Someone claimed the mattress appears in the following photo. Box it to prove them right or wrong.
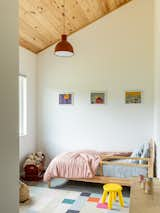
[97,159,148,178]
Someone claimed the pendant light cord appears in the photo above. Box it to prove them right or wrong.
[63,0,66,34]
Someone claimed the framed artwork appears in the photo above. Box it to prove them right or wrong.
[125,91,141,104]
[59,93,73,104]
[90,92,105,104]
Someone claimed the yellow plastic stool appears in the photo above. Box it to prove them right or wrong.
[101,183,124,209]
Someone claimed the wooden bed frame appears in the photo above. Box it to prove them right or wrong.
[48,139,155,187]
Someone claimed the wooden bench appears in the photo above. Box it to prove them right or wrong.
[130,178,160,213]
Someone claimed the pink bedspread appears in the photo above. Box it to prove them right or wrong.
[43,151,101,181]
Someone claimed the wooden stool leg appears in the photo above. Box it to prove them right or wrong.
[108,192,113,209]
[101,190,107,203]
[118,191,124,207]
[111,192,115,202]
[114,192,117,201]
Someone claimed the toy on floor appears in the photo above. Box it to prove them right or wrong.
[19,180,30,204]
[101,183,124,209]
[23,152,45,181]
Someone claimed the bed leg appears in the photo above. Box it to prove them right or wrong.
[48,180,51,188]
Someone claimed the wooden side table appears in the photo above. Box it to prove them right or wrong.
[130,178,160,213]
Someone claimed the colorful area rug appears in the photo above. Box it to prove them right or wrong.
[19,186,130,213]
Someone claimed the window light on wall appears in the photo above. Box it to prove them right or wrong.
[19,74,27,136]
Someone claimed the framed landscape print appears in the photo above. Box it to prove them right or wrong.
[125,91,141,104]
[59,93,73,104]
[90,92,105,104]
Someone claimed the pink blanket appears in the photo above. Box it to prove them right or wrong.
[43,151,101,181]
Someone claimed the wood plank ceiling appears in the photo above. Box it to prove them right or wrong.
[19,0,132,54]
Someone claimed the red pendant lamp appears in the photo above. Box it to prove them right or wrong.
[54,0,74,57]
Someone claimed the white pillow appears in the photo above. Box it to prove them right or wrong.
[130,143,144,163]
[140,143,150,164]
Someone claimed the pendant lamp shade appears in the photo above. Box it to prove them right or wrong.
[55,34,74,57]
[54,0,74,57]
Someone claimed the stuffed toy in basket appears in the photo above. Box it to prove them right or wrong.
[23,152,45,181]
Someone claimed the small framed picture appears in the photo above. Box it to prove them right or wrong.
[59,93,73,104]
[90,92,105,104]
[125,91,141,104]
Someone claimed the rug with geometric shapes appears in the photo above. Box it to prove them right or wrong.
[19,186,130,213]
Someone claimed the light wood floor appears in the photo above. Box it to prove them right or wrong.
[23,178,130,196]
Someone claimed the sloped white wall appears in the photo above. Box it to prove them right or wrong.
[37,0,154,159]
[19,47,37,163]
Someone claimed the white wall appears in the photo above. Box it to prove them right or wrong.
[154,0,160,177]
[37,0,154,158]
[19,47,37,163]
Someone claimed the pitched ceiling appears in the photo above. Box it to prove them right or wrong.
[19,0,132,54]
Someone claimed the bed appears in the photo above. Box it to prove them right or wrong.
[97,159,148,178]
[47,139,155,187]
